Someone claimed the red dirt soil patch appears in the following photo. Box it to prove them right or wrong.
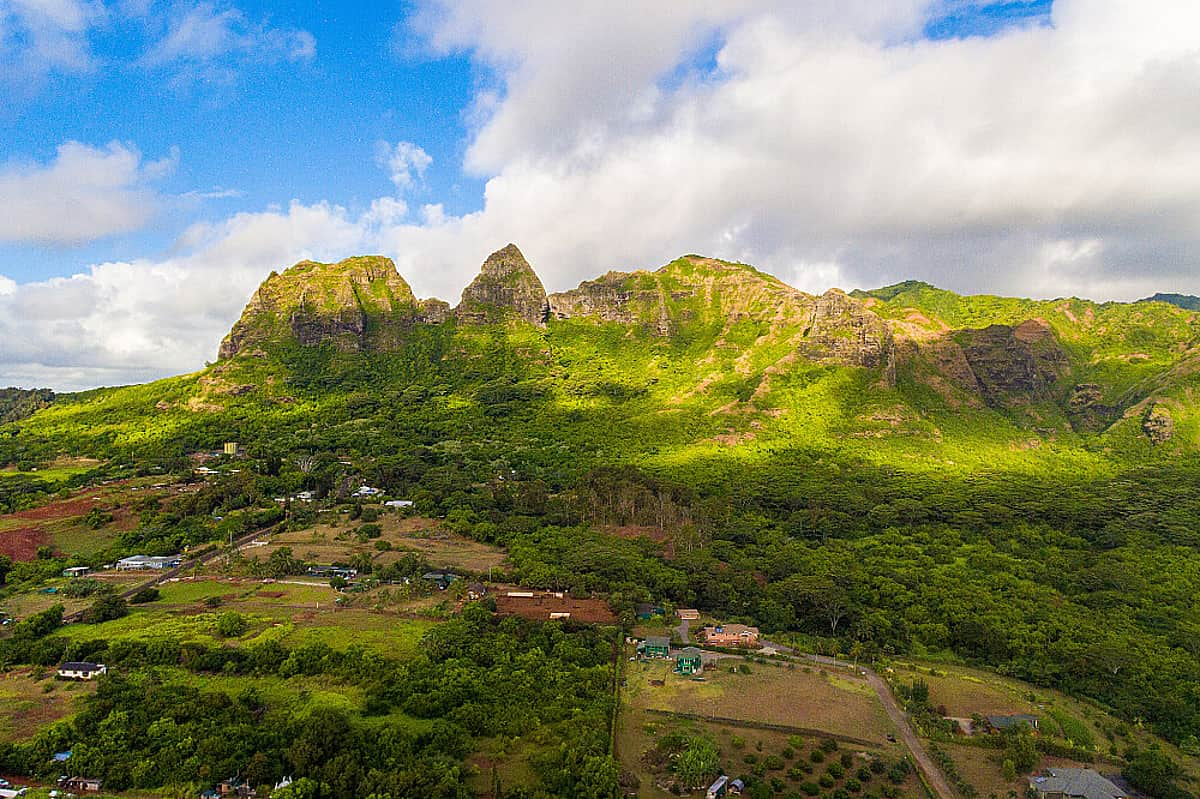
[603,525,676,559]
[12,495,99,521]
[495,592,616,624]
[0,526,50,560]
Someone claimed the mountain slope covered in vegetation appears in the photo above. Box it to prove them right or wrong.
[3,245,1200,756]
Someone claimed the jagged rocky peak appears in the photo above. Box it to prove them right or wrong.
[454,243,550,325]
[218,255,419,359]
[799,289,896,375]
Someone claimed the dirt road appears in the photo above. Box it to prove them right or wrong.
[791,649,955,799]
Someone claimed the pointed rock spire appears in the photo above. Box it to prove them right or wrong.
[454,244,550,326]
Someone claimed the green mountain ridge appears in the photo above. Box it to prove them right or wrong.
[7,244,1200,464]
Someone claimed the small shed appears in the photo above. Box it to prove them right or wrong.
[675,647,703,675]
[706,775,729,799]
[62,566,90,578]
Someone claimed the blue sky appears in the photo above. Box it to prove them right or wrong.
[4,0,1199,390]
[0,2,489,282]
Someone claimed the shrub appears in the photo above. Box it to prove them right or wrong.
[856,767,872,782]
[801,783,821,796]
[782,747,796,760]
[841,752,855,768]
[811,750,826,764]
[845,779,862,793]
[821,738,839,752]
[130,587,161,604]
[83,593,127,624]
[764,755,785,770]
[820,774,836,788]
[827,763,845,779]
[217,611,248,638]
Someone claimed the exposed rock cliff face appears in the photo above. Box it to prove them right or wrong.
[455,244,549,325]
[953,320,1070,407]
[218,255,419,359]
[798,289,895,375]
[550,256,895,378]
[1143,403,1174,443]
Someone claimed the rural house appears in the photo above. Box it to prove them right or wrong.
[115,554,180,571]
[985,714,1040,733]
[1029,769,1126,799]
[422,571,460,590]
[638,636,671,659]
[702,623,760,647]
[635,603,664,619]
[676,608,700,620]
[217,778,257,798]
[61,566,90,578]
[57,662,106,680]
[675,647,703,675]
[57,777,102,792]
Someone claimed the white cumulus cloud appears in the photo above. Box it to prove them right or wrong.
[376,141,433,192]
[0,141,173,245]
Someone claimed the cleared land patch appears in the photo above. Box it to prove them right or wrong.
[626,657,895,744]
[244,514,507,573]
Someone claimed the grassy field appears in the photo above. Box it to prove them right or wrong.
[0,669,95,742]
[626,656,896,744]
[244,513,507,574]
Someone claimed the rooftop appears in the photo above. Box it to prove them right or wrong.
[1031,769,1126,799]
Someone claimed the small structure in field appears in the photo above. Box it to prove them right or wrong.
[675,646,703,675]
[467,582,487,600]
[1028,769,1126,799]
[422,571,460,590]
[702,623,760,648]
[985,714,1039,733]
[676,608,700,620]
[384,499,414,509]
[57,662,106,680]
[638,636,671,659]
[61,566,90,578]
[352,485,382,498]
[706,775,729,799]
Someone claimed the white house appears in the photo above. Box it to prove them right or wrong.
[115,555,180,571]
[384,499,414,509]
[352,485,382,498]
[57,662,106,680]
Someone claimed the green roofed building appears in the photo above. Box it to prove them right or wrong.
[676,647,703,675]
[639,636,671,659]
